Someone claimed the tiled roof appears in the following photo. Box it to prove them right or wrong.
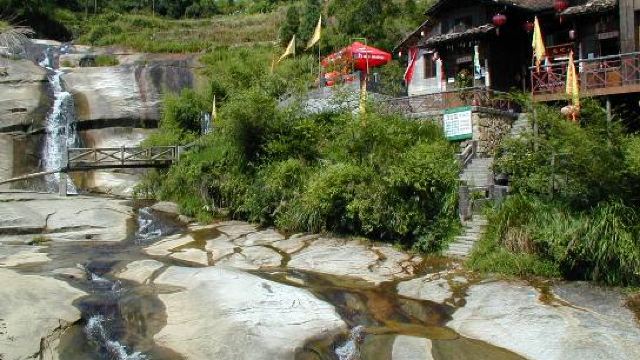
[426,0,555,15]
[561,0,617,16]
[394,19,431,52]
[494,0,555,11]
[422,24,496,46]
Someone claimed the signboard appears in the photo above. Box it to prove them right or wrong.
[443,106,473,141]
[547,44,574,60]
[456,55,472,64]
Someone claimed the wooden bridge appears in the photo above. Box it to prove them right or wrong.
[66,146,183,171]
[0,145,191,195]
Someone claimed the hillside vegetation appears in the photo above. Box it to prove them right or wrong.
[469,99,640,286]
[136,46,459,253]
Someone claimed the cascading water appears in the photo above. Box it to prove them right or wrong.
[82,267,148,360]
[335,325,366,360]
[39,46,80,193]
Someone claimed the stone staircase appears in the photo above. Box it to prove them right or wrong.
[445,215,488,257]
[446,114,531,258]
[510,113,530,138]
[459,157,493,189]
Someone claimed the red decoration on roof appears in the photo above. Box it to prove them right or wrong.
[554,0,569,13]
[492,13,507,35]
[523,20,534,33]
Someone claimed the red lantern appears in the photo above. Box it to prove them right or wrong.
[492,13,507,35]
[523,20,534,33]
[554,0,569,22]
[554,0,569,13]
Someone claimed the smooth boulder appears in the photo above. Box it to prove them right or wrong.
[0,268,85,360]
[153,266,346,360]
[448,281,640,360]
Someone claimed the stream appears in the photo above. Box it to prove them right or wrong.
[10,202,528,360]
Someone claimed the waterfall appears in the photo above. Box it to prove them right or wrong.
[84,271,148,360]
[39,47,80,193]
[335,325,366,360]
[200,111,212,135]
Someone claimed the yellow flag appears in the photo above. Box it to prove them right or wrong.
[532,17,546,72]
[212,95,217,121]
[278,35,296,63]
[306,15,322,50]
[565,50,580,108]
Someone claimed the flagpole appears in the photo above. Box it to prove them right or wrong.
[318,40,322,87]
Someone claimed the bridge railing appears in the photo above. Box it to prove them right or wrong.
[379,87,518,115]
[67,146,179,170]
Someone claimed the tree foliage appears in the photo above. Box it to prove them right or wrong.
[470,98,640,286]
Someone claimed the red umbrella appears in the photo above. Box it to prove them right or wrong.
[322,41,392,72]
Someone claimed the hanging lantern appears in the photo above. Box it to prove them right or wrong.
[492,13,507,35]
[523,20,534,33]
[569,29,576,40]
[398,51,402,57]
[554,0,569,23]
[554,0,569,12]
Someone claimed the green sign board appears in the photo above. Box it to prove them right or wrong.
[443,106,473,141]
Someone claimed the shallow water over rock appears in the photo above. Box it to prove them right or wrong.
[2,194,639,360]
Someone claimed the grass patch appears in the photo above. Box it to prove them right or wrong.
[93,54,119,66]
[58,9,285,53]
[28,235,50,246]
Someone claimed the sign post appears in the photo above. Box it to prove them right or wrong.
[443,106,473,141]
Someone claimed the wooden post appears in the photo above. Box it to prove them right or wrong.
[59,144,68,197]
[59,172,67,197]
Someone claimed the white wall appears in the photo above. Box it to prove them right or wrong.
[407,48,442,96]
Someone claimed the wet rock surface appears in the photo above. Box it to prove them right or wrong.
[392,335,433,360]
[116,259,164,284]
[448,280,640,360]
[397,271,469,305]
[1,198,639,360]
[0,192,133,242]
[0,268,85,360]
[0,59,50,131]
[153,266,346,360]
[287,237,421,285]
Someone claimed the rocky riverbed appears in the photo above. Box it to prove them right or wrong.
[1,192,639,360]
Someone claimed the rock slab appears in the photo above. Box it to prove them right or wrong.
[0,268,85,360]
[448,281,640,360]
[154,266,346,360]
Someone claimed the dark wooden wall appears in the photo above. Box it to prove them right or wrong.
[619,0,640,52]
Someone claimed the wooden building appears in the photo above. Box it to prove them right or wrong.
[395,0,640,110]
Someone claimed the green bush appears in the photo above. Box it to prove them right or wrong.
[145,89,207,146]
[94,54,119,66]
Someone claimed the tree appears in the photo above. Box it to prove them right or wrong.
[279,5,299,46]
[299,0,321,45]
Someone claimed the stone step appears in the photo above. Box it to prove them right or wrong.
[447,246,473,253]
[455,235,478,242]
[445,249,471,257]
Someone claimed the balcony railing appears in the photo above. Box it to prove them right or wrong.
[381,87,517,115]
[531,52,640,98]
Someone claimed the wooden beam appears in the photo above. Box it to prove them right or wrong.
[533,84,640,102]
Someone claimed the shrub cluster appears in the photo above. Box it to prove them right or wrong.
[470,99,640,285]
[137,48,458,251]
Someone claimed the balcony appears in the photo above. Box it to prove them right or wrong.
[531,52,640,101]
[381,87,517,116]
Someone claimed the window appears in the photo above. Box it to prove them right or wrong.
[424,54,436,79]
[453,16,473,32]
